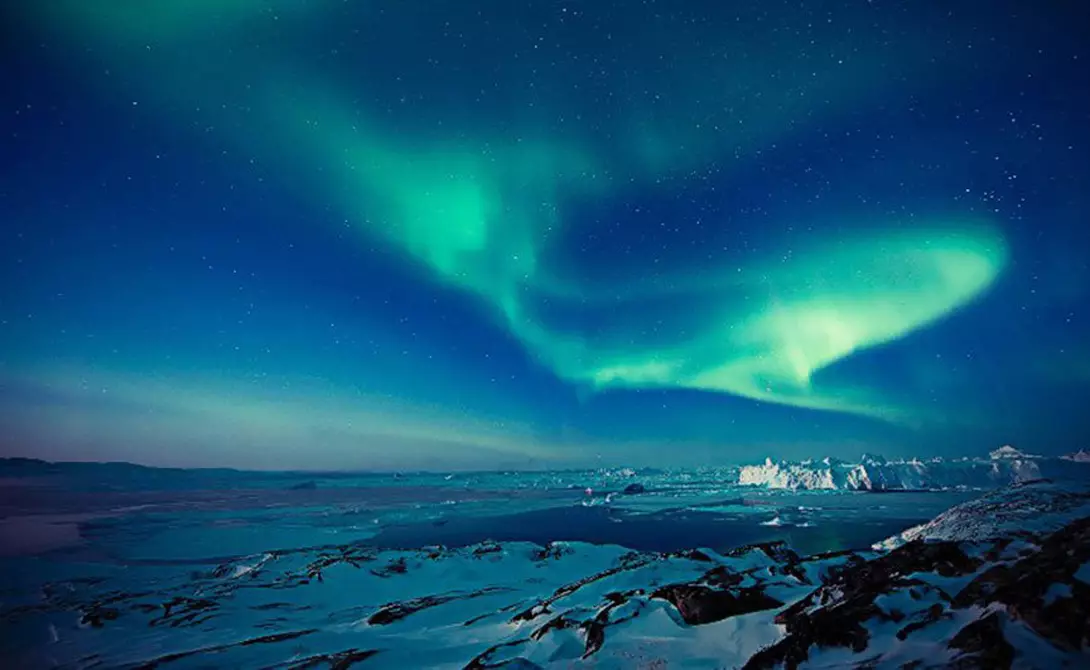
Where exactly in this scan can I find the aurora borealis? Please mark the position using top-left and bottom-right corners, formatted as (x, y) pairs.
(2, 1), (1088, 469)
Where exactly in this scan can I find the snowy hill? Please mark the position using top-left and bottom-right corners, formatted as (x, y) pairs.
(737, 446), (1090, 491)
(5, 480), (1089, 668)
(875, 478), (1090, 549)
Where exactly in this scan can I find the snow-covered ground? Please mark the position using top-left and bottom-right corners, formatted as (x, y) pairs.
(738, 446), (1090, 491)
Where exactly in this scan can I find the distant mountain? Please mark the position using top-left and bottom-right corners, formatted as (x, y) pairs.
(738, 447), (1090, 491)
(0, 456), (218, 475)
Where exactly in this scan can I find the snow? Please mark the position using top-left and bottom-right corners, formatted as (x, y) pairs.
(1042, 582), (1072, 605)
(1074, 561), (1090, 585)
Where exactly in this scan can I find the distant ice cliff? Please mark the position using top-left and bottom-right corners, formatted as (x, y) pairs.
(738, 446), (1090, 491)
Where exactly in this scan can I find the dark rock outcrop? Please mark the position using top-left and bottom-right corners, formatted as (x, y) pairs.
(947, 612), (1014, 668)
(745, 541), (983, 669)
(652, 584), (782, 625)
(369, 587), (508, 626)
(746, 515), (1090, 669)
(953, 516), (1090, 651)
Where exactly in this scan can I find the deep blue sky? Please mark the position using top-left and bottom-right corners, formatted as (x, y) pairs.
(2, 1), (1088, 470)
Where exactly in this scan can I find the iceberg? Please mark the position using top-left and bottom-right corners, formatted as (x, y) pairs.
(737, 446), (1090, 491)
(1063, 449), (1090, 463)
(989, 444), (1034, 459)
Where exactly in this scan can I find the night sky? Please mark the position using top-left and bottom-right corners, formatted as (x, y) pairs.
(2, 1), (1089, 470)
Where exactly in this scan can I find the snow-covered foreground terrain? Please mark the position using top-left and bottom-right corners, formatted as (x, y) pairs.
(3, 458), (1090, 668)
(737, 446), (1090, 491)
(1, 472), (1088, 668)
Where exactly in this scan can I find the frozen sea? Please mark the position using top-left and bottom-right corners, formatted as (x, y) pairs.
(0, 461), (976, 562)
(0, 461), (981, 667)
(0, 462), (976, 573)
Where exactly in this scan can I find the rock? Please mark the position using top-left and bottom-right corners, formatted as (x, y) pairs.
(80, 605), (119, 628)
(472, 542), (503, 557)
(667, 548), (715, 562)
(369, 587), (507, 626)
(744, 541), (981, 668)
(954, 516), (1090, 651)
(896, 603), (948, 640)
(464, 639), (536, 669)
(724, 540), (800, 564)
(130, 629), (319, 668)
(289, 647), (379, 668)
(369, 556), (408, 578)
(652, 584), (782, 625)
(581, 611), (607, 657)
(531, 542), (574, 562)
(947, 612), (1014, 668)
(529, 614), (577, 641)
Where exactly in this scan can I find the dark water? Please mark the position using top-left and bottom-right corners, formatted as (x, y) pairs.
(368, 490), (978, 556)
(0, 460), (978, 566)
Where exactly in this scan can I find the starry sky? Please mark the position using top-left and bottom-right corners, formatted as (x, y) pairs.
(2, 1), (1089, 471)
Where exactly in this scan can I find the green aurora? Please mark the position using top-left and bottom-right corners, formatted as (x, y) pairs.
(17, 1), (1013, 429)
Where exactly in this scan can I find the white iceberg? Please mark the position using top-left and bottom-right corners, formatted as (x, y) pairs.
(738, 446), (1089, 491)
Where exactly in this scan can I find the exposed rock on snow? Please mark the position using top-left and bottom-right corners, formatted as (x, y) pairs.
(744, 540), (984, 669)
(739, 447), (1090, 491)
(746, 483), (1090, 668)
